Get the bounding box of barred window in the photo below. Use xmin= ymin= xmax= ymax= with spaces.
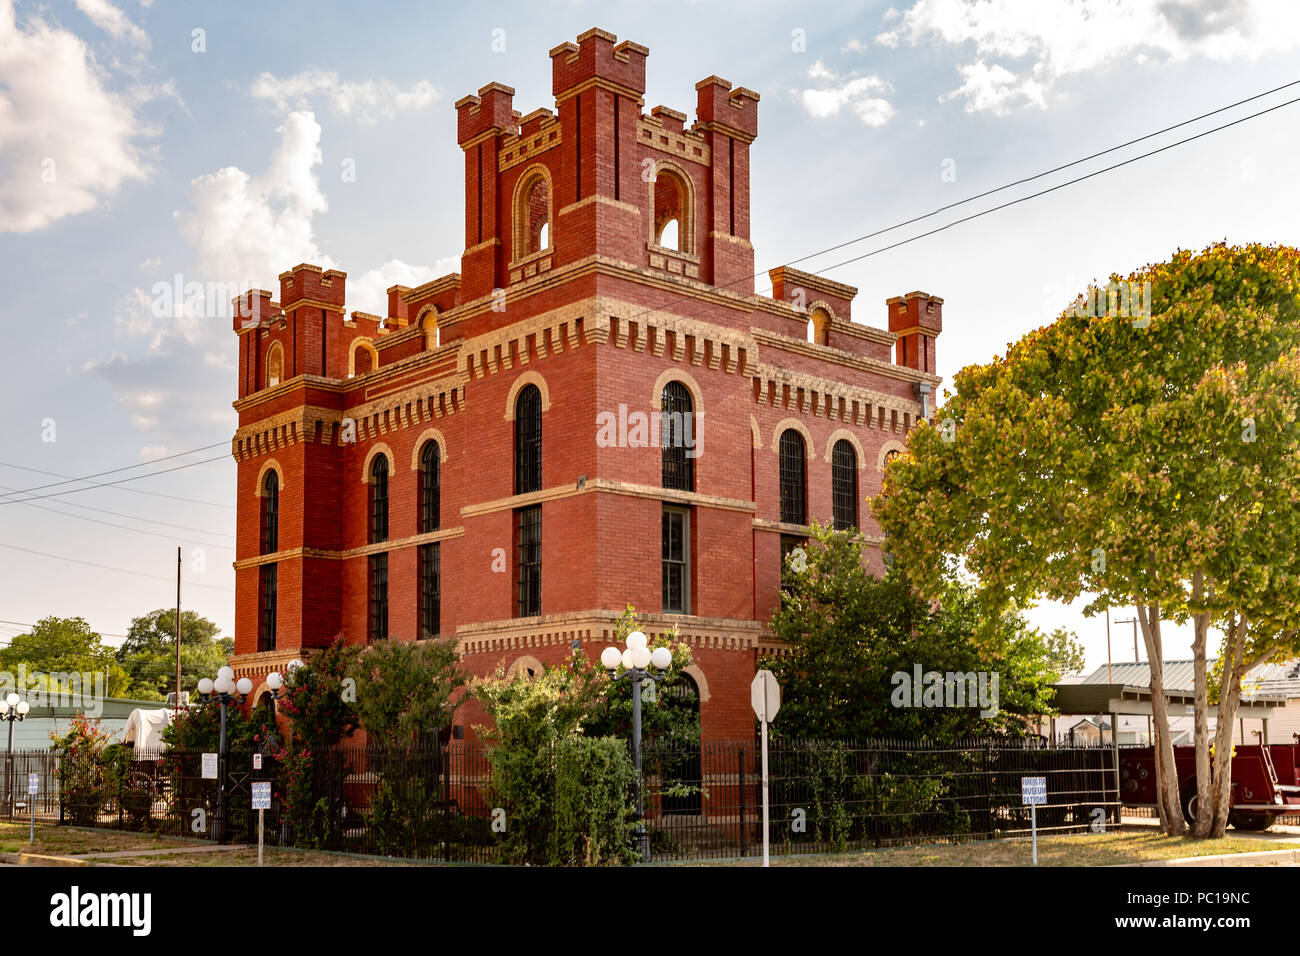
xmin=662 ymin=505 xmax=690 ymax=614
xmin=515 ymin=385 xmax=542 ymax=494
xmin=261 ymin=470 xmax=279 ymax=554
xmin=419 ymin=542 xmax=440 ymax=639
xmin=258 ymin=563 xmax=277 ymax=652
xmin=661 ymin=381 xmax=695 ymax=491
xmin=420 ymin=441 xmax=440 ymax=533
xmin=831 ymin=439 xmax=858 ymax=531
xmin=516 ymin=505 xmax=541 ymax=617
xmin=778 ymin=429 xmax=807 ymax=525
xmin=369 ymin=552 xmax=388 ymax=641
xmin=369 ymin=455 xmax=389 ymax=543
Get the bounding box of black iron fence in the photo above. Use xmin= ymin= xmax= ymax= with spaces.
xmin=3 ymin=736 xmax=1121 ymax=862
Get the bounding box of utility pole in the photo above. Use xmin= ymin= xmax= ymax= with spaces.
xmin=175 ymin=547 xmax=182 ymax=710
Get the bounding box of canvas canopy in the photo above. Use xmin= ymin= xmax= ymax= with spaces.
xmin=121 ymin=708 xmax=172 ymax=751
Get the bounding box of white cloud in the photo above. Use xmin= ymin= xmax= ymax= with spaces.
xmin=347 ymin=256 xmax=461 ymax=318
xmin=877 ymin=0 xmax=1300 ymax=113
xmin=841 ymin=38 xmax=871 ymax=54
xmin=249 ymin=69 xmax=439 ymax=124
xmin=174 ymin=110 xmax=330 ymax=291
xmin=74 ymin=0 xmax=149 ymax=49
xmin=796 ymin=60 xmax=895 ymax=126
xmin=0 ymin=0 xmax=151 ymax=232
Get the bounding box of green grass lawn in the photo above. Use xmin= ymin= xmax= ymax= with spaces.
xmin=700 ymin=830 xmax=1288 ymax=867
xmin=3 ymin=821 xmax=1291 ymax=867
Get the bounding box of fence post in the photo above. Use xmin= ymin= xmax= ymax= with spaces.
xmin=737 ymin=745 xmax=746 ymax=858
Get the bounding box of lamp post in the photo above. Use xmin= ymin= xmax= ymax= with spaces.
xmin=1 ymin=693 xmax=30 ymax=818
xmin=600 ymin=631 xmax=672 ymax=862
xmin=196 ymin=667 xmax=254 ymax=843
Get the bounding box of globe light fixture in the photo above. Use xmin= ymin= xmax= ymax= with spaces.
xmin=599 ymin=630 xmax=675 ymax=862
xmin=1 ymin=691 xmax=29 ymax=815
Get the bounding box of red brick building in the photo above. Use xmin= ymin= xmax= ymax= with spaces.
xmin=228 ymin=28 xmax=943 ymax=739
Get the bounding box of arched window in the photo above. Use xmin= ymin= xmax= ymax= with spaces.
xmin=420 ymin=441 xmax=440 ymax=534
xmin=369 ymin=455 xmax=389 ymax=544
xmin=661 ymin=381 xmax=695 ymax=492
xmin=662 ymin=673 xmax=701 ymax=814
xmin=513 ymin=167 xmax=553 ymax=261
xmin=778 ymin=429 xmax=806 ymax=525
xmin=259 ymin=470 xmax=279 ymax=653
xmin=831 ymin=439 xmax=858 ymax=530
xmin=651 ymin=166 xmax=693 ymax=254
xmin=515 ymin=384 xmax=542 ymax=495
xmin=808 ymin=308 xmax=831 ymax=346
xmin=266 ymin=343 xmax=283 ymax=388
xmin=368 ymin=454 xmax=389 ymax=641
xmin=261 ymin=470 xmax=279 ymax=555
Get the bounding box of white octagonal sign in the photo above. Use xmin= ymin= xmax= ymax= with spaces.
xmin=751 ymin=669 xmax=781 ymax=722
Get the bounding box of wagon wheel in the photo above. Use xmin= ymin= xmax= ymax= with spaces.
xmin=1228 ymin=810 xmax=1273 ymax=832
xmin=127 ymin=769 xmax=155 ymax=796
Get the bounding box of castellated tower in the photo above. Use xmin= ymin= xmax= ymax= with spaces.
xmin=227 ymin=28 xmax=943 ymax=741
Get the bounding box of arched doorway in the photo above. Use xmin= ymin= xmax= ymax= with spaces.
xmin=661 ymin=673 xmax=702 ymax=815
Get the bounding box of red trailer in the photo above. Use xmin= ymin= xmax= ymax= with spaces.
xmin=1118 ymin=740 xmax=1300 ymax=830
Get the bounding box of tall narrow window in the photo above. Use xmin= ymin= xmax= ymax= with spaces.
xmin=419 ymin=542 xmax=440 ymax=639
xmin=662 ymin=505 xmax=690 ymax=614
xmin=831 ymin=440 xmax=858 ymax=531
xmin=261 ymin=471 xmax=279 ymax=554
xmin=420 ymin=441 xmax=440 ymax=533
xmin=258 ymin=470 xmax=279 ymax=652
xmin=369 ymin=455 xmax=389 ymax=543
xmin=515 ymin=385 xmax=542 ymax=495
xmin=368 ymin=454 xmax=389 ymax=642
xmin=779 ymin=429 xmax=807 ymax=525
xmin=516 ymin=505 xmax=541 ymax=617
xmin=369 ymin=552 xmax=388 ymax=641
xmin=661 ymin=381 xmax=695 ymax=492
xmin=259 ymin=564 xmax=277 ymax=652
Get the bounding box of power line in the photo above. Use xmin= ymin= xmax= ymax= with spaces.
xmin=807 ymin=93 xmax=1300 ymax=278
xmin=0 ymin=486 xmax=234 ymax=550
xmin=0 ymin=460 xmax=234 ymax=510
xmin=620 ymin=79 xmax=1300 ymax=326
xmin=0 ymin=488 xmax=233 ymax=539
xmin=0 ymin=454 xmax=231 ymax=507
xmin=0 ymin=441 xmax=229 ymax=501
xmin=0 ymin=542 xmax=233 ymax=592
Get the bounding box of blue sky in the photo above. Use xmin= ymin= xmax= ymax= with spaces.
xmin=1 ymin=0 xmax=1298 ymax=672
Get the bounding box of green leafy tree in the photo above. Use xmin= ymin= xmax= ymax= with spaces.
xmin=115 ymin=609 xmax=233 ymax=702
xmin=874 ymin=242 xmax=1300 ymax=837
xmin=472 ymin=606 xmax=693 ymax=864
xmin=762 ymin=523 xmax=1059 ymax=742
xmin=0 ymin=616 xmax=130 ymax=697
xmin=354 ymin=637 xmax=468 ymax=749
xmin=1044 ymin=628 xmax=1087 ymax=677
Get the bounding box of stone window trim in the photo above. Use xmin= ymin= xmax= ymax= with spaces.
xmin=409 ymin=428 xmax=449 ymax=468
xmin=360 ymin=443 xmax=396 ymax=484
xmin=769 ymin=417 xmax=813 ymax=455
xmin=877 ymin=439 xmax=907 ymax=472
xmin=348 ymin=337 xmax=379 ymax=378
xmin=823 ymin=429 xmax=867 ymax=470
xmin=649 ymin=368 xmax=706 ymax=418
xmin=254 ymin=459 xmax=286 ymax=496
xmin=503 ymin=370 xmax=552 ymax=421
xmin=646 ymin=159 xmax=696 ymax=256
xmin=510 ymin=163 xmax=554 ymax=265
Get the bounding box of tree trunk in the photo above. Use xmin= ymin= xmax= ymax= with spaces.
xmin=1139 ymin=604 xmax=1187 ymax=835
xmin=1190 ymin=571 xmax=1214 ymax=838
